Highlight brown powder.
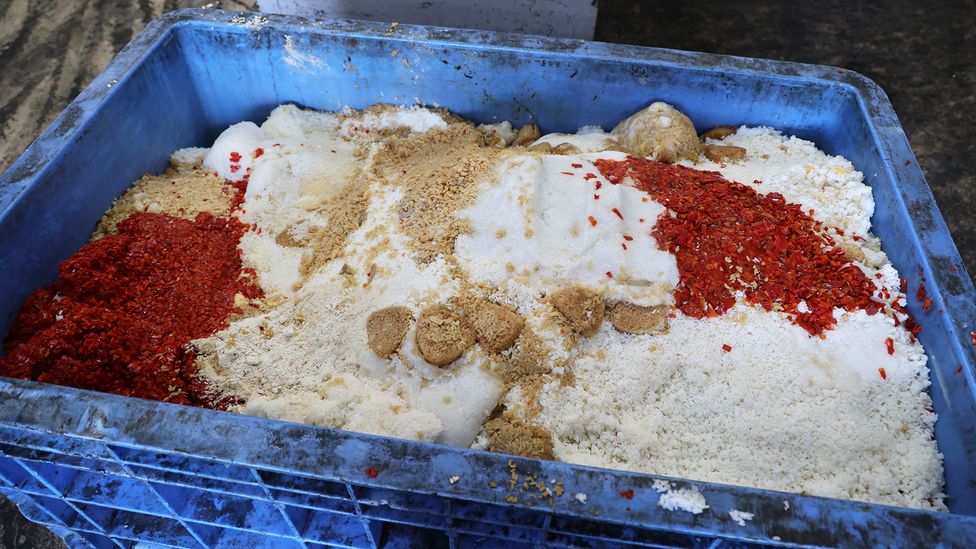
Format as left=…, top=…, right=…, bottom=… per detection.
left=92, top=169, right=233, bottom=240
left=703, top=144, right=747, bottom=163
left=370, top=122, right=504, bottom=262
left=297, top=181, right=370, bottom=280
left=463, top=298, right=525, bottom=353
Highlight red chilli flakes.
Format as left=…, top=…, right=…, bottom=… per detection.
left=593, top=158, right=881, bottom=335
left=0, top=212, right=262, bottom=407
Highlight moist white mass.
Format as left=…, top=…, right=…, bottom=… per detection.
left=531, top=126, right=615, bottom=153
left=455, top=152, right=679, bottom=307
left=201, top=105, right=363, bottom=297
left=340, top=105, right=448, bottom=135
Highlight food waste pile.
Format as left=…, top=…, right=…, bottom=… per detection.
left=0, top=102, right=945, bottom=510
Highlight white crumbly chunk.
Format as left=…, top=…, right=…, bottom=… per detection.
left=455, top=152, right=679, bottom=307
left=729, top=509, right=754, bottom=526
left=532, top=126, right=615, bottom=153
left=480, top=121, right=516, bottom=146
left=170, top=147, right=208, bottom=169
left=341, top=105, right=447, bottom=135
left=653, top=481, right=709, bottom=514
left=574, top=493, right=587, bottom=504
left=688, top=126, right=875, bottom=238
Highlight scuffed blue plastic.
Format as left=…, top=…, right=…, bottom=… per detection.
left=1, top=8, right=975, bottom=548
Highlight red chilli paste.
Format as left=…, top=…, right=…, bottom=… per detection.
left=0, top=211, right=261, bottom=406
left=593, top=157, right=881, bottom=336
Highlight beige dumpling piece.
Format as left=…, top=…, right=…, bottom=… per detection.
left=415, top=305, right=476, bottom=367
left=550, top=286, right=605, bottom=337
left=611, top=101, right=702, bottom=162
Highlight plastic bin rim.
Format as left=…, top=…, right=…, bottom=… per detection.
left=1, top=7, right=975, bottom=547
left=3, top=375, right=976, bottom=546
left=0, top=7, right=910, bottom=212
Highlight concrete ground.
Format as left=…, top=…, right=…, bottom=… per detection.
left=0, top=0, right=973, bottom=547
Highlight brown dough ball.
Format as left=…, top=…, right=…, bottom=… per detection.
left=611, top=101, right=702, bottom=162
left=703, top=144, right=747, bottom=162
left=608, top=302, right=669, bottom=335
left=699, top=125, right=738, bottom=140
left=366, top=306, right=413, bottom=358
left=484, top=412, right=555, bottom=460
left=512, top=124, right=541, bottom=147
left=550, top=142, right=582, bottom=155
left=468, top=300, right=525, bottom=353
left=550, top=286, right=605, bottom=336
left=415, top=305, right=476, bottom=367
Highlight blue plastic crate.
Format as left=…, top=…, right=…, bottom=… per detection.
left=2, top=8, right=976, bottom=548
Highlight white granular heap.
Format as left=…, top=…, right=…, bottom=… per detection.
left=201, top=105, right=362, bottom=298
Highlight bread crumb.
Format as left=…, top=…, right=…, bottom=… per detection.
left=92, top=169, right=233, bottom=240
left=837, top=240, right=866, bottom=263
left=373, top=123, right=502, bottom=262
